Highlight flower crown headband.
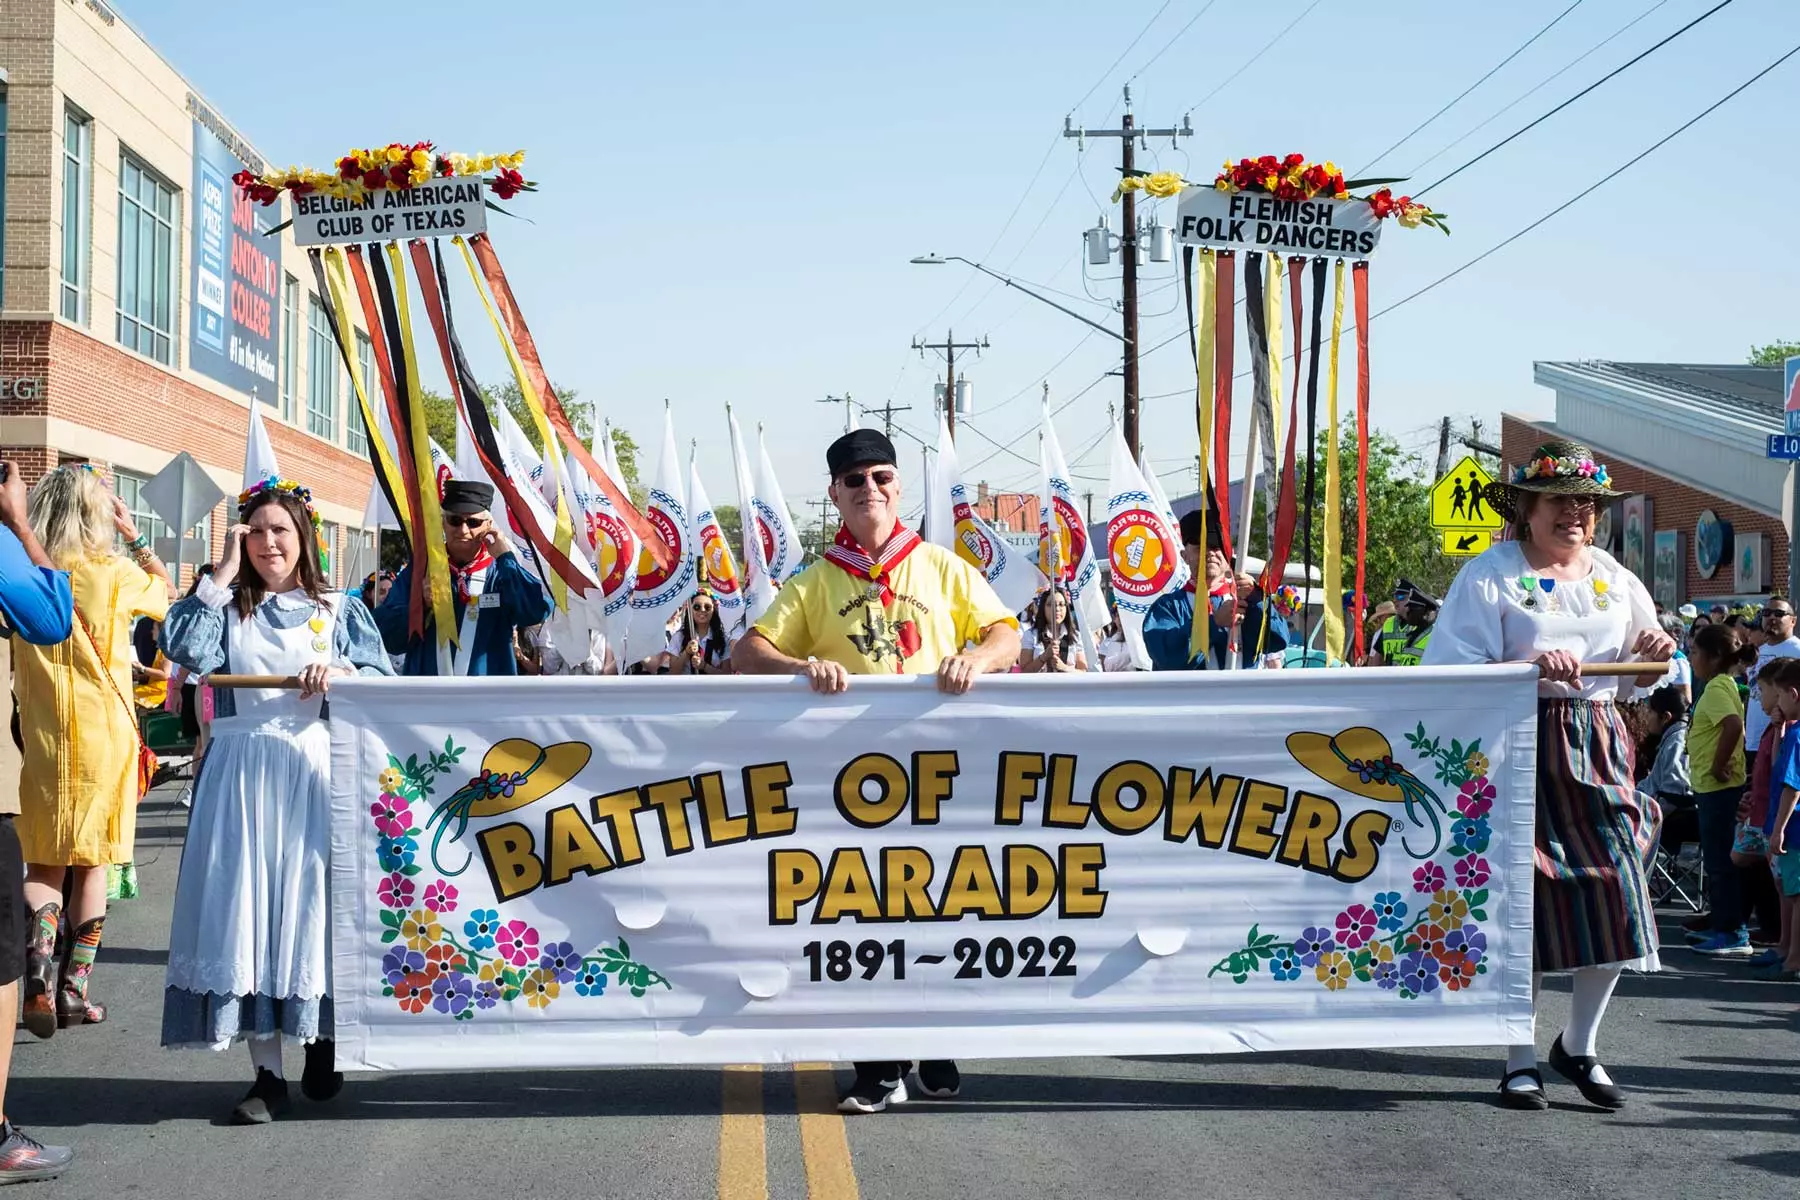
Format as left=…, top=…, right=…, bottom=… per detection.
left=1512, top=454, right=1611, bottom=488
left=237, top=477, right=329, bottom=568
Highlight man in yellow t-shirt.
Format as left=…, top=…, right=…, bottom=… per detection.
left=734, top=428, right=1021, bottom=1113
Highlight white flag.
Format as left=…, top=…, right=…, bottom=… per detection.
left=491, top=405, right=603, bottom=608
left=753, top=425, right=804, bottom=580
left=625, top=406, right=696, bottom=656
left=454, top=400, right=484, bottom=484
left=689, top=454, right=748, bottom=636
left=1105, top=426, right=1186, bottom=669
left=244, top=402, right=280, bottom=487
left=565, top=429, right=639, bottom=644
left=729, top=409, right=777, bottom=624
left=1139, top=451, right=1192, bottom=595
left=925, top=415, right=1044, bottom=615
left=1039, top=403, right=1107, bottom=668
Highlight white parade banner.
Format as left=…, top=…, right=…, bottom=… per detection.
left=1175, top=187, right=1383, bottom=260
left=291, top=181, right=488, bottom=248
left=329, top=668, right=1536, bottom=1072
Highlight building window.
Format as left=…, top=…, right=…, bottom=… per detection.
left=346, top=332, right=373, bottom=455
left=116, top=152, right=177, bottom=363
left=305, top=294, right=337, bottom=440
left=60, top=107, right=93, bottom=323
left=279, top=274, right=299, bottom=421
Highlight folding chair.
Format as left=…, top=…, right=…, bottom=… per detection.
left=1648, top=798, right=1704, bottom=911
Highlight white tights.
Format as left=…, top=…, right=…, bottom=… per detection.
left=1503, top=965, right=1623, bottom=1089
left=248, top=1036, right=284, bottom=1079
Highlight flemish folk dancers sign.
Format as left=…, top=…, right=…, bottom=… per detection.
left=329, top=669, right=1534, bottom=1071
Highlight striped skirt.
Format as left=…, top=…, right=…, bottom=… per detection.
left=1534, top=699, right=1662, bottom=973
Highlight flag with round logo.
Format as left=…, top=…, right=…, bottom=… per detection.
left=1039, top=404, right=1107, bottom=667
left=1106, top=424, right=1185, bottom=669
left=688, top=452, right=747, bottom=636
left=728, top=407, right=777, bottom=624
left=923, top=413, right=1044, bottom=615
left=625, top=405, right=696, bottom=656
left=754, top=425, right=804, bottom=580
left=565, top=436, right=638, bottom=644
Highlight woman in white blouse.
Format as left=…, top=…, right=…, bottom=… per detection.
left=1424, top=440, right=1673, bottom=1112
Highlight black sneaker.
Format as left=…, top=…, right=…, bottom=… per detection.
left=915, top=1059, right=961, bottom=1099
left=836, top=1069, right=907, bottom=1114
left=230, top=1069, right=291, bottom=1125
left=301, top=1039, right=344, bottom=1102
left=0, top=1121, right=73, bottom=1184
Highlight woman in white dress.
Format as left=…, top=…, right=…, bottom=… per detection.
left=1423, top=441, right=1673, bottom=1111
left=160, top=479, right=392, bottom=1124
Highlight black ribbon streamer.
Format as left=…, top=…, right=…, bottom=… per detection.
left=305, top=248, right=408, bottom=557
left=1302, top=257, right=1327, bottom=647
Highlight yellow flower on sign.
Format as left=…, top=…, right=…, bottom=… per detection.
left=1143, top=171, right=1185, bottom=198
left=410, top=149, right=431, bottom=170
left=478, top=960, right=504, bottom=985
left=1398, top=205, right=1424, bottom=229
left=499, top=150, right=526, bottom=170
left=522, top=969, right=560, bottom=1009
left=384, top=145, right=407, bottom=165
left=378, top=767, right=404, bottom=793
left=1316, top=951, right=1353, bottom=991
left=1464, top=752, right=1489, bottom=779
left=401, top=909, right=442, bottom=951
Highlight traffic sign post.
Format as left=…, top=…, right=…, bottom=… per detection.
left=1767, top=434, right=1800, bottom=461
left=1430, top=454, right=1501, bottom=557
left=142, top=451, right=227, bottom=590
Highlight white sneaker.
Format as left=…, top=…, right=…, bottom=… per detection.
left=836, top=1073, right=907, bottom=1114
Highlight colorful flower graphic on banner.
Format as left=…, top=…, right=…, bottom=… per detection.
left=372, top=736, right=671, bottom=1020
left=1210, top=721, right=1492, bottom=998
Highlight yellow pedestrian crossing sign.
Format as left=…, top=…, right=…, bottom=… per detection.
left=1431, top=456, right=1503, bottom=532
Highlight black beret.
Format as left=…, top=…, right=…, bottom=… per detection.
left=826, top=429, right=898, bottom=479
left=440, top=479, right=496, bottom=515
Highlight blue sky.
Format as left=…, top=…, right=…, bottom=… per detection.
left=128, top=0, right=1798, bottom=515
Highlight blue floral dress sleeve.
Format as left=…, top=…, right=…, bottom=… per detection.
left=159, top=579, right=232, bottom=677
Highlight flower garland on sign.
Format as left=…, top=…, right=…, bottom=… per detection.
left=233, top=142, right=532, bottom=207
left=1112, top=153, right=1450, bottom=233
left=1514, top=453, right=1611, bottom=487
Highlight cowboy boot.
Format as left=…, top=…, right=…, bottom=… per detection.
left=55, top=915, right=106, bottom=1028
left=20, top=903, right=61, bottom=1039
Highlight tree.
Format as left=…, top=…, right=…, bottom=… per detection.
left=712, top=504, right=743, bottom=552
left=1749, top=341, right=1800, bottom=367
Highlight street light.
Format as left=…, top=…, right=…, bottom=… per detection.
left=910, top=254, right=1127, bottom=344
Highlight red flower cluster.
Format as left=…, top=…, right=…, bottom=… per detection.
left=1214, top=153, right=1346, bottom=202
left=489, top=168, right=527, bottom=200
left=231, top=169, right=282, bottom=207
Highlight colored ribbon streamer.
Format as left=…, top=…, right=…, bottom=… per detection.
left=376, top=242, right=458, bottom=646
left=465, top=235, right=669, bottom=572
left=1299, top=258, right=1327, bottom=657
left=454, top=237, right=573, bottom=612
left=1258, top=257, right=1307, bottom=658
left=1188, top=249, right=1216, bottom=664
left=1261, top=254, right=1283, bottom=553
left=343, top=248, right=425, bottom=553
left=1212, top=249, right=1237, bottom=558
left=1353, top=261, right=1372, bottom=662
left=405, top=239, right=593, bottom=599
left=1321, top=259, right=1346, bottom=665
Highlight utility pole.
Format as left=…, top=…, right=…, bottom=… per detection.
left=1435, top=416, right=1452, bottom=479
left=819, top=393, right=854, bottom=433
left=1065, top=86, right=1191, bottom=459
left=912, top=329, right=987, bottom=440
left=806, top=496, right=836, bottom=555
left=861, top=398, right=913, bottom=439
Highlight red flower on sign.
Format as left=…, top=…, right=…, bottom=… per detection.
left=489, top=168, right=527, bottom=200
left=1368, top=188, right=1396, bottom=218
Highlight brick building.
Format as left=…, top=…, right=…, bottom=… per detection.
left=1507, top=361, right=1788, bottom=609
left=1, top=0, right=376, bottom=585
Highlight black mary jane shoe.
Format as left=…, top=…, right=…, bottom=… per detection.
left=1549, top=1036, right=1627, bottom=1109
left=1497, top=1068, right=1550, bottom=1110
left=230, top=1069, right=291, bottom=1125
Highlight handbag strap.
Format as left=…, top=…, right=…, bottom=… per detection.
left=73, top=593, right=145, bottom=750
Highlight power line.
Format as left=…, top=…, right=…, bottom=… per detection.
left=1403, top=0, right=1673, bottom=179
left=1417, top=0, right=1739, bottom=197
left=1070, top=0, right=1176, bottom=112
left=1179, top=0, right=1333, bottom=117
left=1356, top=0, right=1587, bottom=173
left=1130, top=0, right=1225, bottom=80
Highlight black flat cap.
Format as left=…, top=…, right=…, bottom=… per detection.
left=826, top=429, right=898, bottom=479
left=440, top=479, right=496, bottom=515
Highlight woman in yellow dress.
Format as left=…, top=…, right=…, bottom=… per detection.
left=11, top=465, right=171, bottom=1036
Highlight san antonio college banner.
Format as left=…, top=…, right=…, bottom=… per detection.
left=328, top=670, right=1537, bottom=1071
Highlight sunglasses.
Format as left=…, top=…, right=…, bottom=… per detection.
left=838, top=469, right=897, bottom=490
left=692, top=601, right=715, bottom=611
left=443, top=515, right=489, bottom=529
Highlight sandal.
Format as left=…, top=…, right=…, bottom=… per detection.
left=1549, top=1036, right=1626, bottom=1109
left=1497, top=1068, right=1549, bottom=1110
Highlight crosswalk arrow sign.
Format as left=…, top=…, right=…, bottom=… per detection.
left=1430, top=455, right=1502, bottom=531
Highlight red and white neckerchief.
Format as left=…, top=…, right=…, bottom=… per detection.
left=823, top=522, right=922, bottom=606
left=450, top=547, right=496, bottom=608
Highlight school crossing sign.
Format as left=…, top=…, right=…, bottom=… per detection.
left=1430, top=455, right=1501, bottom=557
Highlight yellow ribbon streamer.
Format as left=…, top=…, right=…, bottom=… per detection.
left=454, top=237, right=574, bottom=613
left=1322, top=260, right=1347, bottom=664
left=320, top=248, right=415, bottom=552
left=1189, top=250, right=1216, bottom=663
left=380, top=242, right=458, bottom=645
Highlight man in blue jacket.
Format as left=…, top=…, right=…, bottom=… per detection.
left=376, top=480, right=552, bottom=676
left=0, top=461, right=75, bottom=1184
left=1141, top=509, right=1287, bottom=670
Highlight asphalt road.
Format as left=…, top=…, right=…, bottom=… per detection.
left=8, top=782, right=1798, bottom=1199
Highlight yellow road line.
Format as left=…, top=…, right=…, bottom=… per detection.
left=793, top=1063, right=860, bottom=1200
left=719, top=1065, right=767, bottom=1200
